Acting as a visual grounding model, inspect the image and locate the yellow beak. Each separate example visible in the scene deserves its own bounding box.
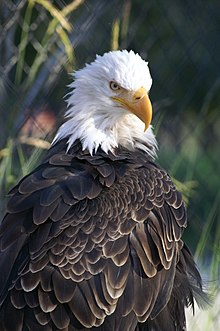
[112,87,152,131]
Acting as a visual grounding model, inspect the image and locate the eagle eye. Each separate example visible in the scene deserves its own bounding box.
[110,81,121,91]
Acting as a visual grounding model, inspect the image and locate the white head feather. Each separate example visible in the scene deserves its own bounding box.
[53,50,157,158]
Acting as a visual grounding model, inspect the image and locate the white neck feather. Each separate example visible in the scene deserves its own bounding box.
[52,103,157,158]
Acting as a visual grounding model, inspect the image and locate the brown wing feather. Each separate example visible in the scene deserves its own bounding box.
[0,139,205,331]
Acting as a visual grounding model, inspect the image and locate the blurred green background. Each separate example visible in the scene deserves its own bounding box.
[0,0,220,329]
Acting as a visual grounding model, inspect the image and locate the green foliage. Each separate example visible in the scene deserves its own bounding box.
[0,137,48,202]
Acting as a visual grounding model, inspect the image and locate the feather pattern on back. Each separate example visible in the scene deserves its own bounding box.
[0,139,204,331]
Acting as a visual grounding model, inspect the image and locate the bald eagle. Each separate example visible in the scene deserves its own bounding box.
[0,50,205,331]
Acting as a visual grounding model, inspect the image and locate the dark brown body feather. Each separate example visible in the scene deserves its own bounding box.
[0,139,203,330]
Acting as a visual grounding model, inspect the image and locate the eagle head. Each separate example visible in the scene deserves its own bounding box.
[53,50,157,156]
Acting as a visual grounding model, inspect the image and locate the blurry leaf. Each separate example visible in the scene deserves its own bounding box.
[18,144,46,177]
[15,1,34,85]
[19,136,51,149]
[121,0,131,43]
[25,0,83,87]
[62,0,85,16]
[172,177,198,206]
[32,0,72,32]
[56,26,75,70]
[111,18,120,51]
[0,139,15,192]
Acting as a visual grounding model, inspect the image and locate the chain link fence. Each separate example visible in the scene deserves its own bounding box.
[0,0,220,271]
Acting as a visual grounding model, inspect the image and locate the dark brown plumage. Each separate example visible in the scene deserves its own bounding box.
[0,138,204,331]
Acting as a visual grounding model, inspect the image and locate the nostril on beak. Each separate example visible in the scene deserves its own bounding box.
[133,87,147,101]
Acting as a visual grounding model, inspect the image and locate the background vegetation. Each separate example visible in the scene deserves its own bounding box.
[0,0,219,329]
